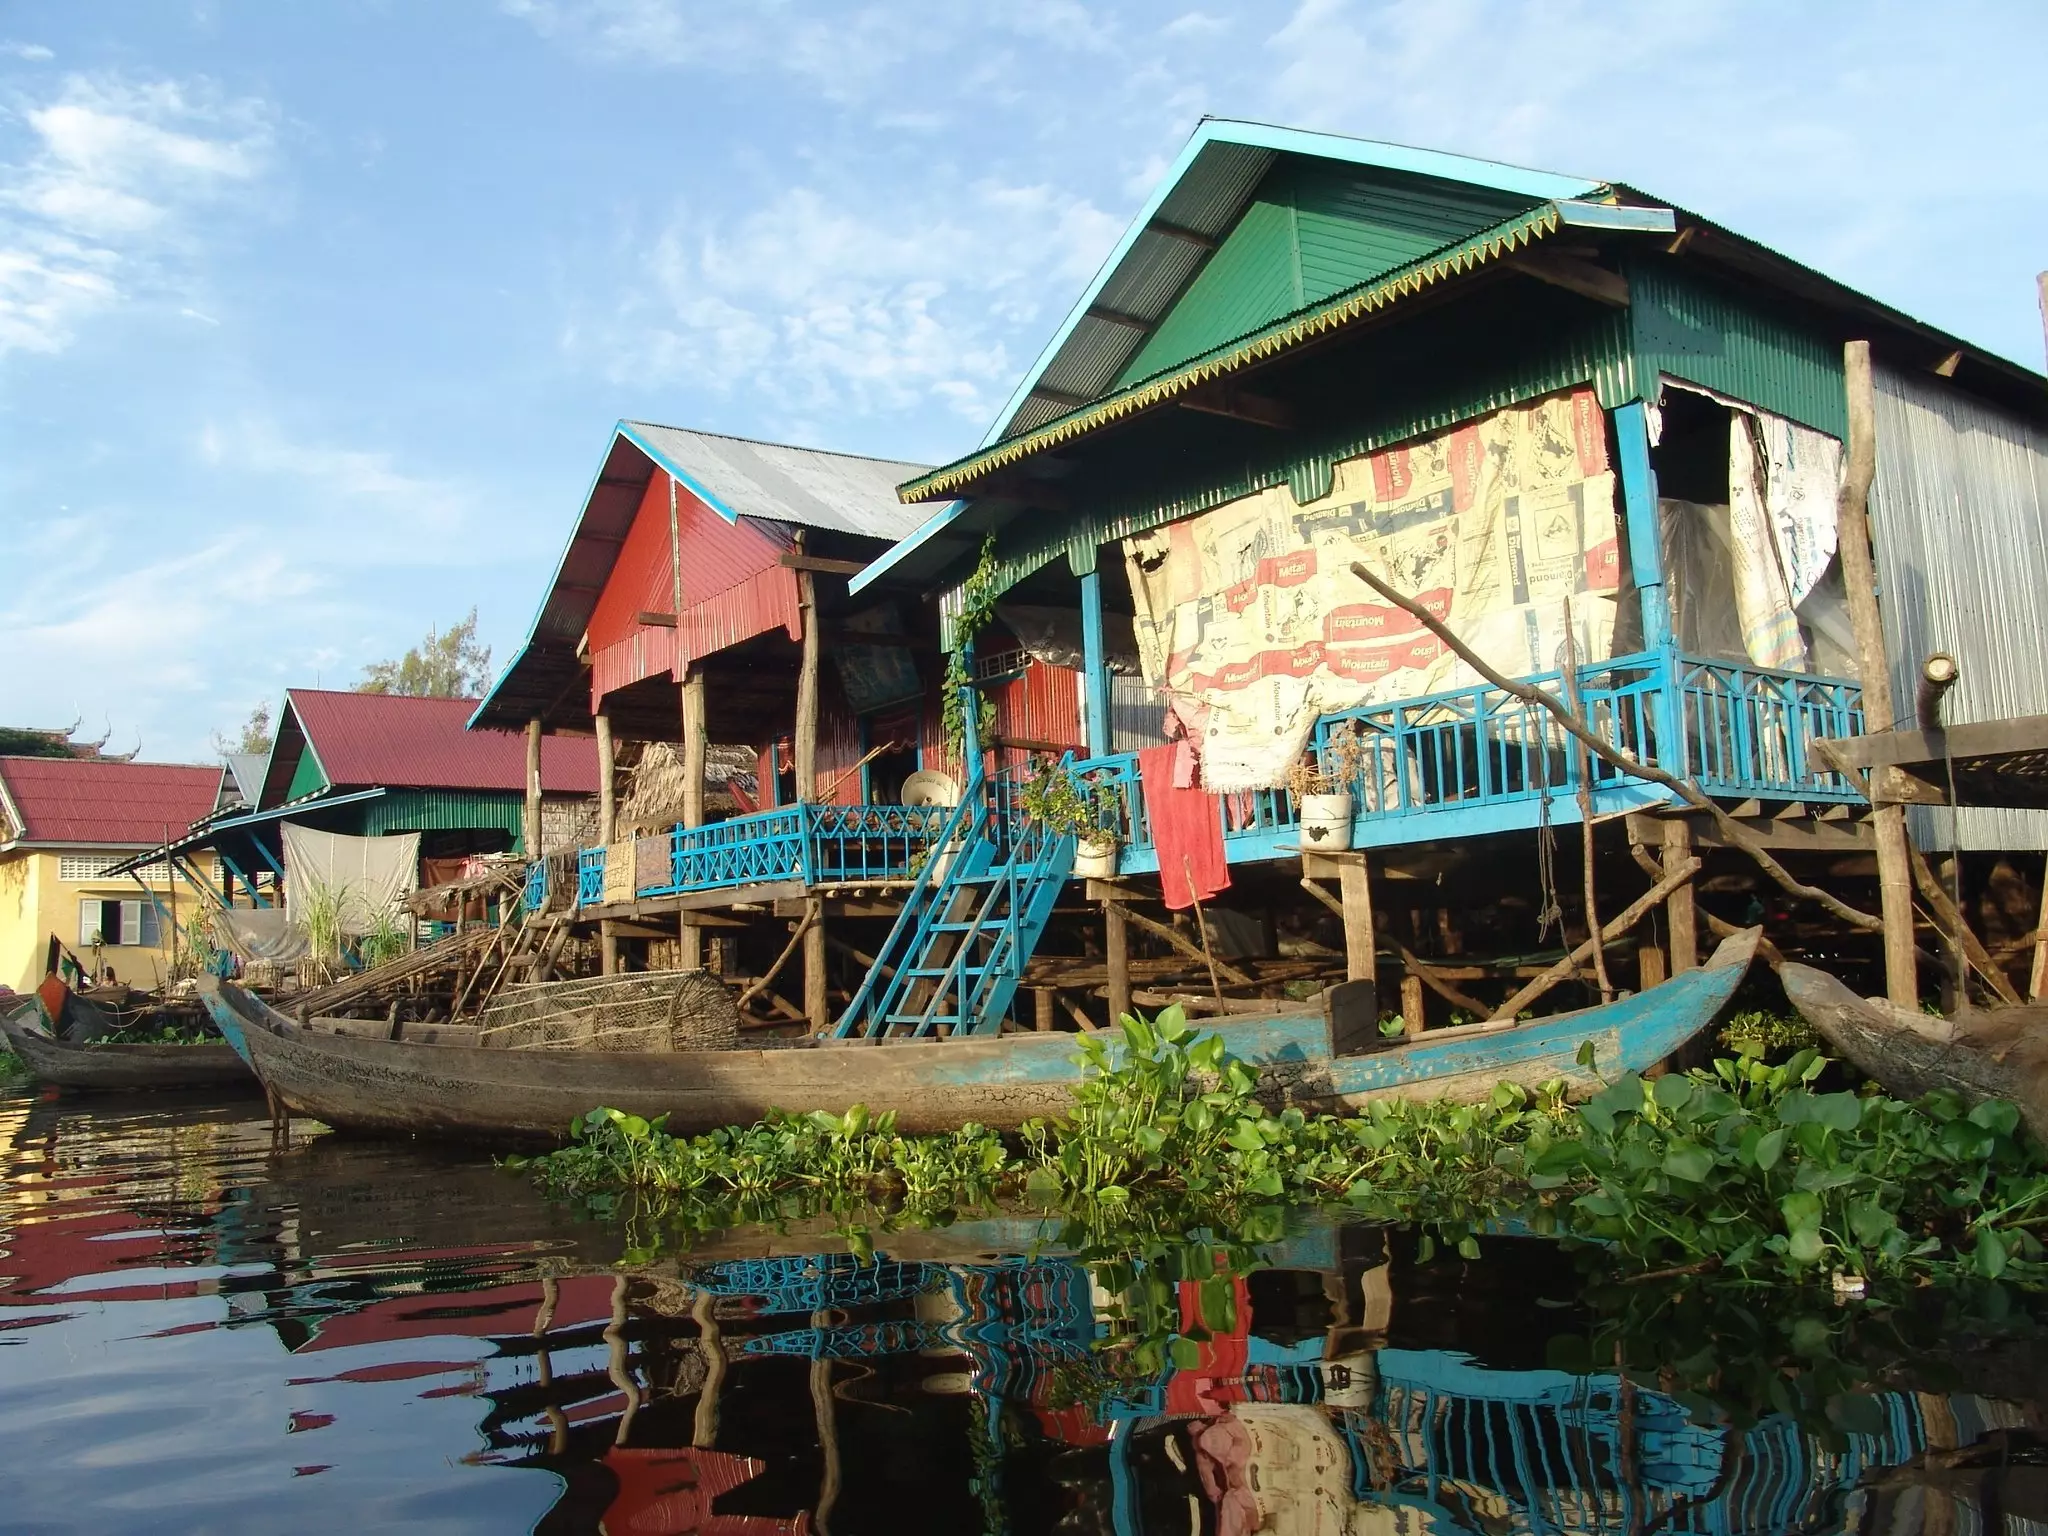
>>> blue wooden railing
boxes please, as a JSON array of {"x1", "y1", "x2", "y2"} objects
[
  {"x1": 1087, "y1": 647, "x2": 1863, "y2": 876},
  {"x1": 535, "y1": 802, "x2": 952, "y2": 912},
  {"x1": 528, "y1": 648, "x2": 1864, "y2": 911}
]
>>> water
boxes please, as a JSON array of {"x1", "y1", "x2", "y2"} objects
[{"x1": 3, "y1": 1085, "x2": 2041, "y2": 1534}]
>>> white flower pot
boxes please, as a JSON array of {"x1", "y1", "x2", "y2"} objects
[
  {"x1": 1299, "y1": 793, "x2": 1356, "y2": 851},
  {"x1": 1074, "y1": 834, "x2": 1119, "y2": 879}
]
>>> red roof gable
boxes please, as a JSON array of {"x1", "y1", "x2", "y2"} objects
[
  {"x1": 287, "y1": 690, "x2": 600, "y2": 794},
  {"x1": 0, "y1": 757, "x2": 224, "y2": 848}
]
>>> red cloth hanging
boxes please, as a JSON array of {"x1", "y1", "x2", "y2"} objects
[{"x1": 1139, "y1": 744, "x2": 1229, "y2": 911}]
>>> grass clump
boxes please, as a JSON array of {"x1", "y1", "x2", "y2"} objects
[{"x1": 517, "y1": 1007, "x2": 2048, "y2": 1289}]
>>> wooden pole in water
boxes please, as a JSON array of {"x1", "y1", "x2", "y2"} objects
[
  {"x1": 1835, "y1": 339, "x2": 1918, "y2": 1009},
  {"x1": 680, "y1": 670, "x2": 706, "y2": 971},
  {"x1": 596, "y1": 712, "x2": 618, "y2": 976},
  {"x1": 1338, "y1": 855, "x2": 1376, "y2": 996},
  {"x1": 1663, "y1": 819, "x2": 1699, "y2": 973},
  {"x1": 1561, "y1": 603, "x2": 1612, "y2": 1001}
]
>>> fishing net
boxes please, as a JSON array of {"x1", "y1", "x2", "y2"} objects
[{"x1": 472, "y1": 969, "x2": 740, "y2": 1052}]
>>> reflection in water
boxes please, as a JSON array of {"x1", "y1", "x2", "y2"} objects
[{"x1": 1, "y1": 1089, "x2": 2040, "y2": 1534}]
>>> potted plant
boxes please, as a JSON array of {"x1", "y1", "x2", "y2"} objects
[
  {"x1": 1288, "y1": 726, "x2": 1365, "y2": 850},
  {"x1": 1019, "y1": 758, "x2": 1123, "y2": 877}
]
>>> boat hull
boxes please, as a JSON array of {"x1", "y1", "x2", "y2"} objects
[
  {"x1": 1781, "y1": 962, "x2": 2048, "y2": 1141},
  {"x1": 199, "y1": 930, "x2": 1757, "y2": 1143},
  {"x1": 1, "y1": 1008, "x2": 257, "y2": 1092}
]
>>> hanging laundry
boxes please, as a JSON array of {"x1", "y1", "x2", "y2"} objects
[{"x1": 1139, "y1": 744, "x2": 1230, "y2": 910}]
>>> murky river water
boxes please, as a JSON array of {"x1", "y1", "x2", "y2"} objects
[{"x1": 2, "y1": 1083, "x2": 2042, "y2": 1534}]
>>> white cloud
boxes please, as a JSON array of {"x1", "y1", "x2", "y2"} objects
[
  {"x1": 605, "y1": 179, "x2": 1122, "y2": 427},
  {"x1": 2, "y1": 42, "x2": 54, "y2": 62},
  {"x1": 0, "y1": 71, "x2": 272, "y2": 355},
  {"x1": 1163, "y1": 11, "x2": 1230, "y2": 38}
]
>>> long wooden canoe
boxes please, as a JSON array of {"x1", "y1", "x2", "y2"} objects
[
  {"x1": 1, "y1": 999, "x2": 257, "y2": 1092},
  {"x1": 1780, "y1": 962, "x2": 2048, "y2": 1141},
  {"x1": 196, "y1": 930, "x2": 1757, "y2": 1143}
]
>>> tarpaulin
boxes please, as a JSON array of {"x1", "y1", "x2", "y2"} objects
[
  {"x1": 1140, "y1": 744, "x2": 1229, "y2": 911},
  {"x1": 1125, "y1": 389, "x2": 1620, "y2": 790},
  {"x1": 216, "y1": 909, "x2": 311, "y2": 963},
  {"x1": 281, "y1": 823, "x2": 419, "y2": 935}
]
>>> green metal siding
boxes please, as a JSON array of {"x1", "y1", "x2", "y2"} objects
[
  {"x1": 1116, "y1": 160, "x2": 1538, "y2": 388},
  {"x1": 967, "y1": 301, "x2": 1634, "y2": 609},
  {"x1": 1627, "y1": 256, "x2": 1847, "y2": 439},
  {"x1": 359, "y1": 789, "x2": 524, "y2": 843},
  {"x1": 285, "y1": 747, "x2": 328, "y2": 802},
  {"x1": 1118, "y1": 199, "x2": 1302, "y2": 385}
]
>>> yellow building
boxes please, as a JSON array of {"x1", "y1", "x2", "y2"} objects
[{"x1": 0, "y1": 756, "x2": 227, "y2": 996}]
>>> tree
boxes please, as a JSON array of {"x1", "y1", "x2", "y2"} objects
[
  {"x1": 357, "y1": 609, "x2": 493, "y2": 698},
  {"x1": 213, "y1": 702, "x2": 273, "y2": 757},
  {"x1": 0, "y1": 725, "x2": 81, "y2": 758}
]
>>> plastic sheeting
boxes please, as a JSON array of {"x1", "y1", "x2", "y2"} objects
[
  {"x1": 281, "y1": 823, "x2": 419, "y2": 935},
  {"x1": 216, "y1": 909, "x2": 311, "y2": 964}
]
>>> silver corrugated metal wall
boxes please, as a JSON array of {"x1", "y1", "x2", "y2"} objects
[{"x1": 1870, "y1": 365, "x2": 2048, "y2": 850}]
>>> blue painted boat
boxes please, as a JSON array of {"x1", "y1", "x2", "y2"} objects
[{"x1": 196, "y1": 928, "x2": 1756, "y2": 1143}]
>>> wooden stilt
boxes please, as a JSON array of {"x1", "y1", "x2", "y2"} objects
[
  {"x1": 1033, "y1": 989, "x2": 1055, "y2": 1032},
  {"x1": 1638, "y1": 939, "x2": 1668, "y2": 991},
  {"x1": 1400, "y1": 972, "x2": 1426, "y2": 1034},
  {"x1": 803, "y1": 897, "x2": 828, "y2": 1030},
  {"x1": 793, "y1": 568, "x2": 826, "y2": 1028},
  {"x1": 1338, "y1": 855, "x2": 1376, "y2": 991},
  {"x1": 1663, "y1": 818, "x2": 1699, "y2": 973},
  {"x1": 523, "y1": 717, "x2": 543, "y2": 858},
  {"x1": 679, "y1": 670, "x2": 706, "y2": 971},
  {"x1": 2030, "y1": 865, "x2": 2048, "y2": 1002},
  {"x1": 1104, "y1": 898, "x2": 1130, "y2": 1025},
  {"x1": 596, "y1": 711, "x2": 618, "y2": 977},
  {"x1": 1835, "y1": 339, "x2": 1918, "y2": 1008}
]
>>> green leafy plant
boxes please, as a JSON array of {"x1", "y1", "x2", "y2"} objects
[
  {"x1": 359, "y1": 905, "x2": 411, "y2": 969},
  {"x1": 1016, "y1": 757, "x2": 1121, "y2": 842},
  {"x1": 941, "y1": 536, "x2": 1000, "y2": 761},
  {"x1": 1717, "y1": 1008, "x2": 1819, "y2": 1061}
]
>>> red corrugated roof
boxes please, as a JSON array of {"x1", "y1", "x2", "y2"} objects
[
  {"x1": 0, "y1": 757, "x2": 224, "y2": 847},
  {"x1": 289, "y1": 690, "x2": 600, "y2": 794}
]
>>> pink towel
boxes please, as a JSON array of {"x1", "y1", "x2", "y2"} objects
[{"x1": 1139, "y1": 744, "x2": 1229, "y2": 911}]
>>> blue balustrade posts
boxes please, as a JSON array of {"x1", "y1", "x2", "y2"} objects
[{"x1": 1075, "y1": 555, "x2": 1113, "y2": 758}]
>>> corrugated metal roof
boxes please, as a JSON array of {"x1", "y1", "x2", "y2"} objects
[
  {"x1": 619, "y1": 423, "x2": 931, "y2": 540},
  {"x1": 1870, "y1": 364, "x2": 2048, "y2": 851},
  {"x1": 0, "y1": 757, "x2": 223, "y2": 848},
  {"x1": 474, "y1": 423, "x2": 930, "y2": 732},
  {"x1": 286, "y1": 690, "x2": 600, "y2": 795}
]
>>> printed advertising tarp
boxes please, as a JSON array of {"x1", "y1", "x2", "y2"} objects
[{"x1": 1125, "y1": 388, "x2": 1620, "y2": 790}]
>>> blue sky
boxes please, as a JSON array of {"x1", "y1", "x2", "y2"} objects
[{"x1": 2, "y1": 1, "x2": 2044, "y2": 761}]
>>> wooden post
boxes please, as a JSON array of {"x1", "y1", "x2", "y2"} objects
[
  {"x1": 680, "y1": 670, "x2": 707, "y2": 971},
  {"x1": 1663, "y1": 818, "x2": 1698, "y2": 973},
  {"x1": 1105, "y1": 898, "x2": 1130, "y2": 1025},
  {"x1": 1400, "y1": 972, "x2": 1426, "y2": 1035},
  {"x1": 1638, "y1": 938, "x2": 1668, "y2": 991},
  {"x1": 1338, "y1": 856, "x2": 1376, "y2": 991},
  {"x1": 1836, "y1": 339, "x2": 1918, "y2": 1008},
  {"x1": 1033, "y1": 989, "x2": 1055, "y2": 1032},
  {"x1": 523, "y1": 717, "x2": 543, "y2": 858},
  {"x1": 1078, "y1": 563, "x2": 1112, "y2": 758},
  {"x1": 2030, "y1": 866, "x2": 2048, "y2": 1003},
  {"x1": 596, "y1": 712, "x2": 618, "y2": 976},
  {"x1": 794, "y1": 568, "x2": 826, "y2": 1027}
]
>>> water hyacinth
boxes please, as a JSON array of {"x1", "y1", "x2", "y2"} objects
[{"x1": 515, "y1": 1007, "x2": 2048, "y2": 1288}]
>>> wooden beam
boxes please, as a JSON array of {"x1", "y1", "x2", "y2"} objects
[
  {"x1": 1148, "y1": 220, "x2": 1217, "y2": 250},
  {"x1": 1102, "y1": 898, "x2": 1254, "y2": 986},
  {"x1": 1178, "y1": 383, "x2": 1296, "y2": 430},
  {"x1": 1508, "y1": 252, "x2": 1630, "y2": 306},
  {"x1": 780, "y1": 553, "x2": 868, "y2": 577},
  {"x1": 1933, "y1": 349, "x2": 1964, "y2": 378},
  {"x1": 1491, "y1": 858, "x2": 1703, "y2": 1021},
  {"x1": 635, "y1": 611, "x2": 678, "y2": 628},
  {"x1": 1085, "y1": 303, "x2": 1154, "y2": 331},
  {"x1": 1836, "y1": 338, "x2": 1918, "y2": 1008}
]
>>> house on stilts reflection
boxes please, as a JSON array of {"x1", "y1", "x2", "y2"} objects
[{"x1": 494, "y1": 120, "x2": 2048, "y2": 1035}]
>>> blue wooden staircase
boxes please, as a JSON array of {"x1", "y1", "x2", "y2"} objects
[{"x1": 834, "y1": 768, "x2": 1075, "y2": 1039}]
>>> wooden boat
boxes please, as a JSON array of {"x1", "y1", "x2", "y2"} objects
[
  {"x1": 196, "y1": 929, "x2": 1758, "y2": 1143},
  {"x1": 1, "y1": 991, "x2": 257, "y2": 1093},
  {"x1": 1780, "y1": 962, "x2": 2048, "y2": 1140}
]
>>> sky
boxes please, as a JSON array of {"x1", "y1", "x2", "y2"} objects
[{"x1": 2, "y1": 1, "x2": 2044, "y2": 762}]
